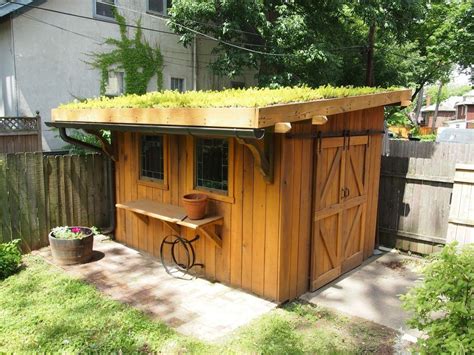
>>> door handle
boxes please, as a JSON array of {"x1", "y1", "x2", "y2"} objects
[{"x1": 341, "y1": 188, "x2": 350, "y2": 199}]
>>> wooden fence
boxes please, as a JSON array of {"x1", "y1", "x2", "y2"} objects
[
  {"x1": 378, "y1": 140, "x2": 474, "y2": 254},
  {"x1": 0, "y1": 152, "x2": 112, "y2": 251},
  {"x1": 0, "y1": 113, "x2": 42, "y2": 153}
]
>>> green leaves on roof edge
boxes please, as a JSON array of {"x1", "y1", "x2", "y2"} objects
[{"x1": 60, "y1": 85, "x2": 403, "y2": 110}]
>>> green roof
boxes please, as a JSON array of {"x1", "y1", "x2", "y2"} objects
[{"x1": 61, "y1": 86, "x2": 402, "y2": 110}]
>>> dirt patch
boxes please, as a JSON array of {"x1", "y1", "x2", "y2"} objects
[{"x1": 379, "y1": 260, "x2": 406, "y2": 271}]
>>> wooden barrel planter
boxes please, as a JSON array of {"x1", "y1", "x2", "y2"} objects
[{"x1": 48, "y1": 227, "x2": 94, "y2": 265}]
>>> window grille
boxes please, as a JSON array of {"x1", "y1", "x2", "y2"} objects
[
  {"x1": 195, "y1": 138, "x2": 228, "y2": 192},
  {"x1": 140, "y1": 135, "x2": 165, "y2": 181}
]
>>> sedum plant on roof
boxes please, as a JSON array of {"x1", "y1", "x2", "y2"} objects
[{"x1": 61, "y1": 86, "x2": 401, "y2": 110}]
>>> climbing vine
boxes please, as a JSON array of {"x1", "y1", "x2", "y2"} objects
[{"x1": 87, "y1": 11, "x2": 163, "y2": 95}]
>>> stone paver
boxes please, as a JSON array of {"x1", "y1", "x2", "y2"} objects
[
  {"x1": 301, "y1": 251, "x2": 423, "y2": 337},
  {"x1": 34, "y1": 235, "x2": 276, "y2": 342}
]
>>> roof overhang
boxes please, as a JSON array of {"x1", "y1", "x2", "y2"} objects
[
  {"x1": 45, "y1": 121, "x2": 266, "y2": 140},
  {"x1": 51, "y1": 89, "x2": 412, "y2": 130}
]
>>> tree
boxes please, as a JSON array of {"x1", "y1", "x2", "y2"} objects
[
  {"x1": 404, "y1": 0, "x2": 473, "y2": 100},
  {"x1": 169, "y1": 0, "x2": 472, "y2": 92},
  {"x1": 169, "y1": 0, "x2": 425, "y2": 87}
]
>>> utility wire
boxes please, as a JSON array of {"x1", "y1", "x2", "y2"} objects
[
  {"x1": 12, "y1": 1, "x2": 368, "y2": 58},
  {"x1": 21, "y1": 14, "x2": 104, "y2": 44},
  {"x1": 19, "y1": 13, "x2": 202, "y2": 70},
  {"x1": 12, "y1": 0, "x2": 291, "y2": 57}
]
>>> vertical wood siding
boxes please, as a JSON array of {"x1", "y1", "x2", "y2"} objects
[{"x1": 114, "y1": 107, "x2": 384, "y2": 302}]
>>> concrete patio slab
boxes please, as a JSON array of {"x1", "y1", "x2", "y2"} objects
[
  {"x1": 33, "y1": 235, "x2": 276, "y2": 342},
  {"x1": 301, "y1": 251, "x2": 423, "y2": 337}
]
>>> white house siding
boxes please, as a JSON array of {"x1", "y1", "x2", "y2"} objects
[
  {"x1": 0, "y1": 19, "x2": 16, "y2": 116},
  {"x1": 0, "y1": 0, "x2": 195, "y2": 150}
]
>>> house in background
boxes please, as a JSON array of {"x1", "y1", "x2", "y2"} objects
[
  {"x1": 419, "y1": 104, "x2": 456, "y2": 129},
  {"x1": 454, "y1": 90, "x2": 474, "y2": 129},
  {"x1": 0, "y1": 0, "x2": 255, "y2": 150}
]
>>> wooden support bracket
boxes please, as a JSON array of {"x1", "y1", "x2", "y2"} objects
[
  {"x1": 162, "y1": 220, "x2": 181, "y2": 235},
  {"x1": 236, "y1": 127, "x2": 274, "y2": 183},
  {"x1": 132, "y1": 212, "x2": 149, "y2": 224},
  {"x1": 197, "y1": 226, "x2": 222, "y2": 248},
  {"x1": 84, "y1": 129, "x2": 117, "y2": 161}
]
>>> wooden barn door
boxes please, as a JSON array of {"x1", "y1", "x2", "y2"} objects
[{"x1": 311, "y1": 136, "x2": 369, "y2": 291}]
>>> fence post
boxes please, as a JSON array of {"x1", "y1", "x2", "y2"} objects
[{"x1": 36, "y1": 111, "x2": 42, "y2": 152}]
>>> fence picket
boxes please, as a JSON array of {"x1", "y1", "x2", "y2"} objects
[
  {"x1": 25, "y1": 153, "x2": 40, "y2": 250},
  {"x1": 6, "y1": 154, "x2": 21, "y2": 244},
  {"x1": 16, "y1": 154, "x2": 32, "y2": 252},
  {"x1": 0, "y1": 154, "x2": 9, "y2": 242}
]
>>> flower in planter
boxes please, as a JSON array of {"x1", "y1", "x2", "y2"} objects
[{"x1": 51, "y1": 226, "x2": 98, "y2": 240}]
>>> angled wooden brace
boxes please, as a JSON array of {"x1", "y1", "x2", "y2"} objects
[
  {"x1": 84, "y1": 129, "x2": 117, "y2": 161},
  {"x1": 236, "y1": 127, "x2": 274, "y2": 184}
]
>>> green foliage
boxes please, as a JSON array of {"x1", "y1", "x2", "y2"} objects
[
  {"x1": 169, "y1": 1, "x2": 472, "y2": 94},
  {"x1": 61, "y1": 85, "x2": 400, "y2": 109},
  {"x1": 0, "y1": 256, "x2": 211, "y2": 353},
  {"x1": 1, "y1": 256, "x2": 398, "y2": 353},
  {"x1": 231, "y1": 302, "x2": 395, "y2": 354},
  {"x1": 50, "y1": 226, "x2": 98, "y2": 240},
  {"x1": 238, "y1": 312, "x2": 303, "y2": 354},
  {"x1": 426, "y1": 85, "x2": 472, "y2": 105},
  {"x1": 0, "y1": 239, "x2": 22, "y2": 280},
  {"x1": 87, "y1": 11, "x2": 163, "y2": 95},
  {"x1": 401, "y1": 243, "x2": 474, "y2": 354},
  {"x1": 386, "y1": 108, "x2": 413, "y2": 127},
  {"x1": 419, "y1": 133, "x2": 437, "y2": 142},
  {"x1": 170, "y1": 0, "x2": 425, "y2": 88},
  {"x1": 64, "y1": 130, "x2": 110, "y2": 155}
]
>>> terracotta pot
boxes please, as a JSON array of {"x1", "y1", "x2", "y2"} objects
[
  {"x1": 182, "y1": 193, "x2": 208, "y2": 220},
  {"x1": 48, "y1": 227, "x2": 94, "y2": 265}
]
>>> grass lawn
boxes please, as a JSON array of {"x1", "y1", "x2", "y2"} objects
[{"x1": 0, "y1": 256, "x2": 397, "y2": 353}]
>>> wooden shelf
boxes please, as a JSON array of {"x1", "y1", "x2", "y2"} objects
[{"x1": 116, "y1": 199, "x2": 223, "y2": 247}]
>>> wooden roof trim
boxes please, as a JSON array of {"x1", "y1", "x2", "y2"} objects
[
  {"x1": 52, "y1": 106, "x2": 260, "y2": 129},
  {"x1": 51, "y1": 89, "x2": 411, "y2": 129},
  {"x1": 256, "y1": 89, "x2": 412, "y2": 128}
]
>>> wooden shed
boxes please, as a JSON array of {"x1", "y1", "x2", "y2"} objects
[{"x1": 49, "y1": 88, "x2": 411, "y2": 303}]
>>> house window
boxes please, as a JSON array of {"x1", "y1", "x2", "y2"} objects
[
  {"x1": 170, "y1": 77, "x2": 185, "y2": 92},
  {"x1": 94, "y1": 0, "x2": 116, "y2": 19},
  {"x1": 140, "y1": 135, "x2": 165, "y2": 182},
  {"x1": 148, "y1": 0, "x2": 172, "y2": 15},
  {"x1": 105, "y1": 71, "x2": 124, "y2": 96},
  {"x1": 195, "y1": 138, "x2": 228, "y2": 192}
]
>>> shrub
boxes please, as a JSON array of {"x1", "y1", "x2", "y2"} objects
[
  {"x1": 0, "y1": 239, "x2": 22, "y2": 280},
  {"x1": 401, "y1": 243, "x2": 474, "y2": 354}
]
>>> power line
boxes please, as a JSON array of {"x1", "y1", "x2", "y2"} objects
[
  {"x1": 12, "y1": 1, "x2": 369, "y2": 59},
  {"x1": 21, "y1": 14, "x2": 104, "y2": 44},
  {"x1": 19, "y1": 13, "x2": 208, "y2": 70},
  {"x1": 12, "y1": 0, "x2": 289, "y2": 57},
  {"x1": 105, "y1": 2, "x2": 290, "y2": 57},
  {"x1": 11, "y1": 1, "x2": 180, "y2": 36}
]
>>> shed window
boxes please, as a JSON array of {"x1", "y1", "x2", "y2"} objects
[
  {"x1": 94, "y1": 0, "x2": 116, "y2": 19},
  {"x1": 170, "y1": 77, "x2": 185, "y2": 92},
  {"x1": 140, "y1": 135, "x2": 164, "y2": 181},
  {"x1": 195, "y1": 138, "x2": 228, "y2": 192}
]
